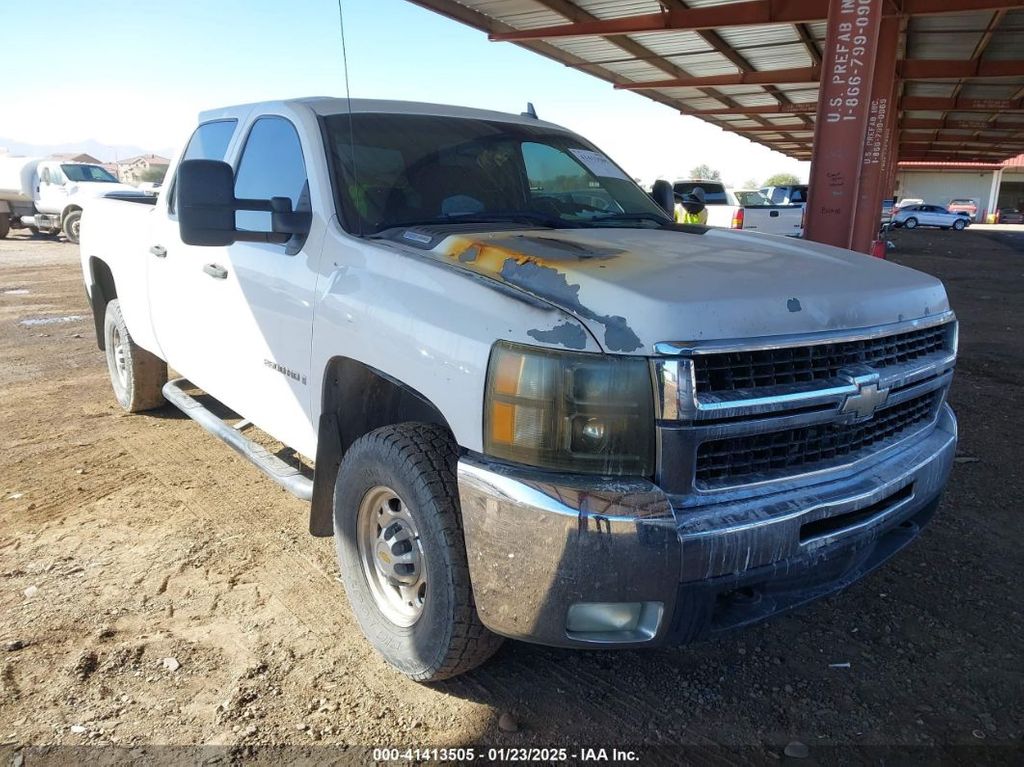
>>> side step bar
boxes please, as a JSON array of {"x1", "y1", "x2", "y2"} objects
[{"x1": 162, "y1": 378, "x2": 313, "y2": 501}]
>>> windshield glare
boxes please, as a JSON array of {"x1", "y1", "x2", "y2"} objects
[
  {"x1": 61, "y1": 164, "x2": 118, "y2": 183},
  {"x1": 323, "y1": 113, "x2": 668, "y2": 235}
]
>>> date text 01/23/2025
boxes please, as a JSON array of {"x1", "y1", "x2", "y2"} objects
[{"x1": 372, "y1": 747, "x2": 640, "y2": 762}]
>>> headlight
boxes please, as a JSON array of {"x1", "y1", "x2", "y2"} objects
[{"x1": 483, "y1": 341, "x2": 654, "y2": 476}]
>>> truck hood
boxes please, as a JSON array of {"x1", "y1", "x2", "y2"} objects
[
  {"x1": 68, "y1": 181, "x2": 139, "y2": 198},
  {"x1": 429, "y1": 227, "x2": 949, "y2": 354}
]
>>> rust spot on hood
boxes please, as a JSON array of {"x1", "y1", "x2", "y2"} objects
[{"x1": 441, "y1": 235, "x2": 642, "y2": 353}]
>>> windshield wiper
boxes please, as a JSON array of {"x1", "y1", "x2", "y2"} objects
[
  {"x1": 586, "y1": 212, "x2": 672, "y2": 226},
  {"x1": 377, "y1": 210, "x2": 579, "y2": 233}
]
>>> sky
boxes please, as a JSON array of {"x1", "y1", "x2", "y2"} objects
[{"x1": 1, "y1": 0, "x2": 808, "y2": 187}]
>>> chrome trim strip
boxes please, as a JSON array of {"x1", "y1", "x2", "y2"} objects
[
  {"x1": 682, "y1": 369, "x2": 950, "y2": 438},
  {"x1": 653, "y1": 311, "x2": 955, "y2": 356},
  {"x1": 688, "y1": 390, "x2": 950, "y2": 496}
]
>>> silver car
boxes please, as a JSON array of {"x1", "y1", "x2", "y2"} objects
[{"x1": 894, "y1": 204, "x2": 970, "y2": 231}]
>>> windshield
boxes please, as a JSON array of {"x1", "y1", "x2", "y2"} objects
[
  {"x1": 322, "y1": 113, "x2": 669, "y2": 235},
  {"x1": 61, "y1": 164, "x2": 118, "y2": 183},
  {"x1": 949, "y1": 199, "x2": 974, "y2": 205}
]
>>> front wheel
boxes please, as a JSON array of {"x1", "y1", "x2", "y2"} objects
[
  {"x1": 334, "y1": 423, "x2": 502, "y2": 681},
  {"x1": 953, "y1": 219, "x2": 966, "y2": 231},
  {"x1": 63, "y1": 210, "x2": 82, "y2": 244},
  {"x1": 103, "y1": 299, "x2": 167, "y2": 412},
  {"x1": 0, "y1": 213, "x2": 9, "y2": 239},
  {"x1": 904, "y1": 217, "x2": 918, "y2": 229}
]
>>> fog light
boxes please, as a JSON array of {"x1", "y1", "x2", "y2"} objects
[
  {"x1": 567, "y1": 602, "x2": 641, "y2": 632},
  {"x1": 566, "y1": 601, "x2": 663, "y2": 642}
]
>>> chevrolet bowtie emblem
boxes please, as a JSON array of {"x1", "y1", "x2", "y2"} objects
[{"x1": 840, "y1": 380, "x2": 890, "y2": 421}]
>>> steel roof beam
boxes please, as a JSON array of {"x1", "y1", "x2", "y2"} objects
[
  {"x1": 903, "y1": 96, "x2": 1024, "y2": 111},
  {"x1": 618, "y1": 67, "x2": 819, "y2": 89},
  {"x1": 902, "y1": 117, "x2": 1024, "y2": 130},
  {"x1": 619, "y1": 59, "x2": 1024, "y2": 90},
  {"x1": 900, "y1": 59, "x2": 1024, "y2": 79},
  {"x1": 489, "y1": 0, "x2": 1022, "y2": 41}
]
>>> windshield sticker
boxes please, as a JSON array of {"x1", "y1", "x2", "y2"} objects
[
  {"x1": 402, "y1": 230, "x2": 433, "y2": 244},
  {"x1": 568, "y1": 149, "x2": 629, "y2": 181}
]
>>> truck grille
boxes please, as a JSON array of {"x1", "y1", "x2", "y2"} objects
[
  {"x1": 695, "y1": 390, "x2": 941, "y2": 486},
  {"x1": 693, "y1": 324, "x2": 949, "y2": 393}
]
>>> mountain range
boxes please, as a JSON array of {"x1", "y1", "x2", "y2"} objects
[{"x1": 0, "y1": 137, "x2": 176, "y2": 162}]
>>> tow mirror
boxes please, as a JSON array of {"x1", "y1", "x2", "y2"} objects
[
  {"x1": 650, "y1": 180, "x2": 675, "y2": 216},
  {"x1": 177, "y1": 159, "x2": 311, "y2": 248}
]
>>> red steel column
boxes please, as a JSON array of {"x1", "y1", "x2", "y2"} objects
[
  {"x1": 804, "y1": 0, "x2": 886, "y2": 250},
  {"x1": 851, "y1": 15, "x2": 900, "y2": 253}
]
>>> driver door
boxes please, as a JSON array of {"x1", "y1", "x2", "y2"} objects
[{"x1": 36, "y1": 163, "x2": 68, "y2": 215}]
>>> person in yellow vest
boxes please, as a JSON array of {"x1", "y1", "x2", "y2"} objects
[{"x1": 674, "y1": 187, "x2": 708, "y2": 225}]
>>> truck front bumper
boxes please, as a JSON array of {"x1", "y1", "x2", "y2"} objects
[{"x1": 458, "y1": 405, "x2": 956, "y2": 648}]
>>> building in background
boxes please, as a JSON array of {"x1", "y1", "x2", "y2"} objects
[
  {"x1": 896, "y1": 154, "x2": 1024, "y2": 222},
  {"x1": 115, "y1": 154, "x2": 170, "y2": 184}
]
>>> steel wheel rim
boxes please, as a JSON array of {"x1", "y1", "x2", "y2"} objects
[
  {"x1": 110, "y1": 325, "x2": 128, "y2": 388},
  {"x1": 69, "y1": 217, "x2": 80, "y2": 240},
  {"x1": 356, "y1": 485, "x2": 426, "y2": 627}
]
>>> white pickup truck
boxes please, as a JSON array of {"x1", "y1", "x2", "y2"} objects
[
  {"x1": 672, "y1": 180, "x2": 803, "y2": 236},
  {"x1": 80, "y1": 98, "x2": 958, "y2": 681}
]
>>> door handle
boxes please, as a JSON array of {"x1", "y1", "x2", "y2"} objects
[
  {"x1": 149, "y1": 245, "x2": 167, "y2": 258},
  {"x1": 203, "y1": 263, "x2": 228, "y2": 279},
  {"x1": 770, "y1": 210, "x2": 779, "y2": 217}
]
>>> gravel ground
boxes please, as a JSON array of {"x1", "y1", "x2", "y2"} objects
[{"x1": 0, "y1": 227, "x2": 1021, "y2": 763}]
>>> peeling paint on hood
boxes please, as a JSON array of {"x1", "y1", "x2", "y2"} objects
[{"x1": 431, "y1": 227, "x2": 950, "y2": 355}]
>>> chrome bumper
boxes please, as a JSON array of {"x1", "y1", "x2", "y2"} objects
[{"x1": 458, "y1": 405, "x2": 956, "y2": 648}]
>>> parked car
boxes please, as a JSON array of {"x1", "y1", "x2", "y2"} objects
[
  {"x1": 947, "y1": 198, "x2": 979, "y2": 222},
  {"x1": 996, "y1": 207, "x2": 1024, "y2": 224},
  {"x1": 672, "y1": 180, "x2": 803, "y2": 236},
  {"x1": 893, "y1": 204, "x2": 970, "y2": 230},
  {"x1": 80, "y1": 97, "x2": 958, "y2": 681}
]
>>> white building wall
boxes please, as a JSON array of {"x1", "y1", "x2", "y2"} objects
[{"x1": 896, "y1": 170, "x2": 997, "y2": 220}]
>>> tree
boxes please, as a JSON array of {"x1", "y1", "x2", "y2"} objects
[
  {"x1": 763, "y1": 172, "x2": 801, "y2": 187},
  {"x1": 689, "y1": 164, "x2": 721, "y2": 181},
  {"x1": 742, "y1": 178, "x2": 760, "y2": 190},
  {"x1": 137, "y1": 166, "x2": 166, "y2": 183}
]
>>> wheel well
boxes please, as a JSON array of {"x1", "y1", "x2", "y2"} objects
[
  {"x1": 308, "y1": 357, "x2": 453, "y2": 537},
  {"x1": 88, "y1": 257, "x2": 116, "y2": 350}
]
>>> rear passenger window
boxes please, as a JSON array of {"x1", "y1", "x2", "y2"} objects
[
  {"x1": 673, "y1": 182, "x2": 728, "y2": 205},
  {"x1": 168, "y1": 119, "x2": 237, "y2": 213},
  {"x1": 234, "y1": 117, "x2": 308, "y2": 232}
]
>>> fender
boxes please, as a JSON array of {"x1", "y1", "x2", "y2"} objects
[
  {"x1": 88, "y1": 257, "x2": 117, "y2": 350},
  {"x1": 309, "y1": 357, "x2": 453, "y2": 536}
]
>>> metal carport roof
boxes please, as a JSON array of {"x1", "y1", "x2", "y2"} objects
[{"x1": 407, "y1": 0, "x2": 1024, "y2": 164}]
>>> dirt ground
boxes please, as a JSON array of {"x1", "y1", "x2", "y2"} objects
[{"x1": 0, "y1": 226, "x2": 1021, "y2": 762}]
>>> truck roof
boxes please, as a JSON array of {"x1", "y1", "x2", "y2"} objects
[{"x1": 198, "y1": 97, "x2": 568, "y2": 132}]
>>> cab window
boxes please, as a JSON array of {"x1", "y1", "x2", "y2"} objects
[
  {"x1": 234, "y1": 116, "x2": 308, "y2": 232},
  {"x1": 168, "y1": 119, "x2": 237, "y2": 213}
]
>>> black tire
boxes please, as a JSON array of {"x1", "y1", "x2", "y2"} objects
[
  {"x1": 333, "y1": 423, "x2": 502, "y2": 681},
  {"x1": 904, "y1": 217, "x2": 918, "y2": 229},
  {"x1": 103, "y1": 299, "x2": 166, "y2": 412},
  {"x1": 63, "y1": 209, "x2": 82, "y2": 244},
  {"x1": 953, "y1": 219, "x2": 966, "y2": 231},
  {"x1": 0, "y1": 213, "x2": 9, "y2": 239}
]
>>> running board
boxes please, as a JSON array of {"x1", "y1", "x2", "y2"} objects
[{"x1": 162, "y1": 378, "x2": 313, "y2": 501}]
